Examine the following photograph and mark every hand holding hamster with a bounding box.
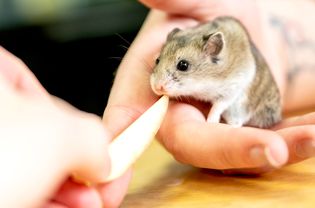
[151,16,281,128]
[109,0,315,175]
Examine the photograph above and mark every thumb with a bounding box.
[138,0,253,21]
[139,0,207,19]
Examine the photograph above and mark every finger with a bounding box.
[139,0,207,20]
[101,10,174,188]
[139,0,259,22]
[158,101,288,169]
[100,12,167,203]
[0,46,48,96]
[273,112,315,130]
[97,169,132,208]
[276,125,315,164]
[42,202,68,208]
[221,123,315,175]
[221,166,274,175]
[104,11,197,129]
[53,180,102,208]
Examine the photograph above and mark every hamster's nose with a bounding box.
[154,84,166,95]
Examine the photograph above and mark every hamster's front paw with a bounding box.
[206,114,221,124]
[229,122,243,128]
[224,116,244,128]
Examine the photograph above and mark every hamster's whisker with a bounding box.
[176,95,183,102]
[119,44,130,51]
[115,33,155,74]
[111,50,153,74]
[108,56,123,61]
[115,33,131,46]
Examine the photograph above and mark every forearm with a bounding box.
[258,0,315,112]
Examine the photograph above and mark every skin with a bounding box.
[256,0,315,112]
[0,47,131,208]
[104,0,315,174]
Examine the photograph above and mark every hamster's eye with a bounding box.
[155,58,160,65]
[177,60,189,71]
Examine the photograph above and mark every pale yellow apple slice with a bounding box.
[105,95,169,182]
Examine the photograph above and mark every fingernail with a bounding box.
[264,147,283,168]
[250,146,283,168]
[295,140,315,158]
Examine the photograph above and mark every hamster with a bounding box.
[150,16,281,128]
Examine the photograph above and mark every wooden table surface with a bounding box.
[121,110,315,208]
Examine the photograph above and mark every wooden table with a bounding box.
[121,123,315,207]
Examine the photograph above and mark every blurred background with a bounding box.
[0,0,148,116]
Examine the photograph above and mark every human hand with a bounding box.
[104,0,315,175]
[0,47,130,208]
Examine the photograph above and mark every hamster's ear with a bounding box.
[167,28,181,41]
[203,32,224,56]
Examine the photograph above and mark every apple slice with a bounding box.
[105,95,169,182]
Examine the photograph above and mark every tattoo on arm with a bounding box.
[269,15,315,85]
